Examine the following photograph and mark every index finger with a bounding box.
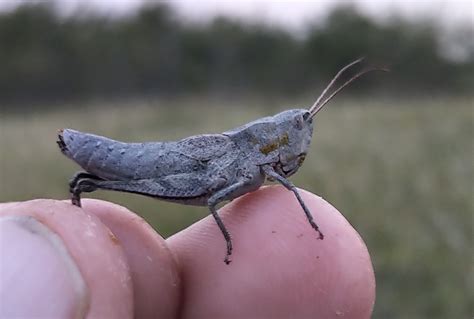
[168,185,375,318]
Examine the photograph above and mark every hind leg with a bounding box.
[70,177,166,207]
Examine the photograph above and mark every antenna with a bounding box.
[308,59,389,118]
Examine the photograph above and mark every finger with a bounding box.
[80,199,181,319]
[0,200,133,318]
[168,185,375,319]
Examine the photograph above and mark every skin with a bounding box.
[0,186,375,318]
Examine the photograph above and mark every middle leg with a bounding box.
[207,177,253,264]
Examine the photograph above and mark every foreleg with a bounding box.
[262,165,324,239]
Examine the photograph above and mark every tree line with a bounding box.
[0,3,472,105]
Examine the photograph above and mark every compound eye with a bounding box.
[303,112,312,123]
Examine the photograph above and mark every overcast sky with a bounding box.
[0,0,472,32]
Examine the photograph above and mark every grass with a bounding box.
[0,95,472,318]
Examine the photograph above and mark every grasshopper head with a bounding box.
[272,109,313,177]
[270,59,388,177]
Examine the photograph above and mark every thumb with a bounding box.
[0,200,133,318]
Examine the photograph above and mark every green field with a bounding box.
[1,96,472,318]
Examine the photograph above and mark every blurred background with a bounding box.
[0,0,472,317]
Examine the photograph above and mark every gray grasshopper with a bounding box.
[57,58,386,264]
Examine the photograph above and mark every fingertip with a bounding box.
[168,185,375,318]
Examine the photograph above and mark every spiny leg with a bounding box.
[262,165,324,239]
[208,179,250,264]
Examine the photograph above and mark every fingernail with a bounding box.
[0,215,88,318]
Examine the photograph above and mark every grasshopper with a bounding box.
[57,58,386,264]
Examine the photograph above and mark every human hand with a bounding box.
[0,186,375,318]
